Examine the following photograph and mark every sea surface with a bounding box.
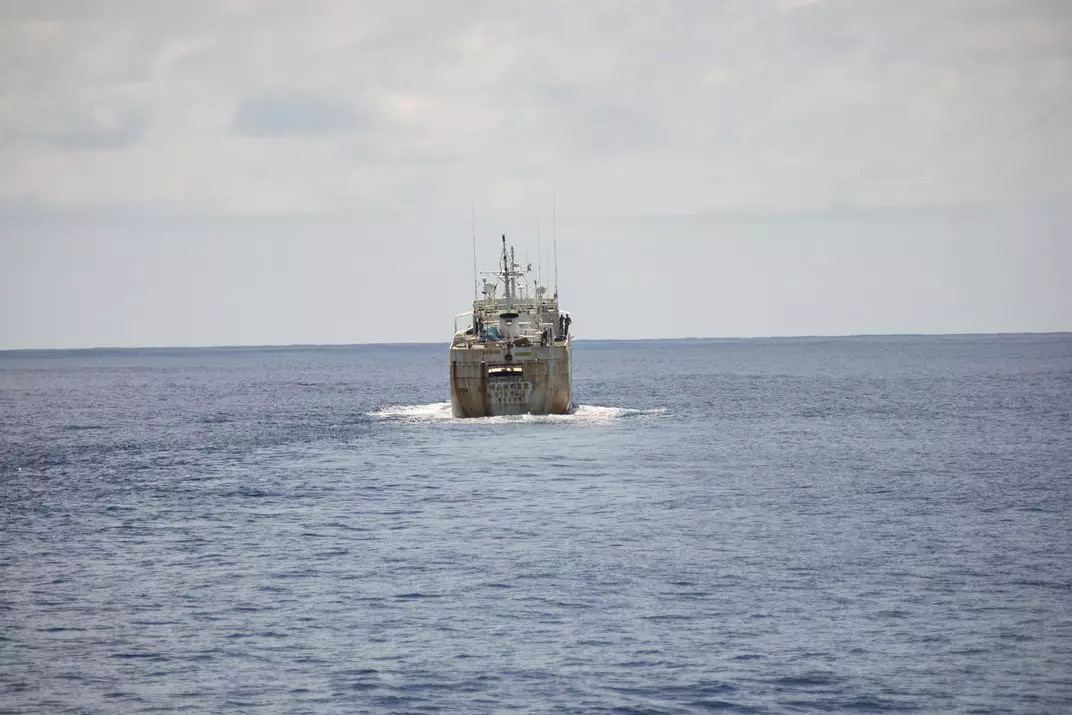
[1,335,1071,714]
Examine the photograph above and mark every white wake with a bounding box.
[369,402,666,424]
[369,402,454,422]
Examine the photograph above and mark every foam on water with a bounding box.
[369,402,667,424]
[369,401,454,422]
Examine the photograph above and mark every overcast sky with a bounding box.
[1,0,1070,349]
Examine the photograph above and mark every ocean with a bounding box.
[1,335,1070,714]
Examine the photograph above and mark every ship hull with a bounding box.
[450,343,572,417]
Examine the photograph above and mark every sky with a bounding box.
[1,0,1070,349]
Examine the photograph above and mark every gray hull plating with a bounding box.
[450,344,572,417]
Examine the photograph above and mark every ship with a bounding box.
[450,234,572,417]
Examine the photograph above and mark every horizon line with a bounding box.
[1,330,1069,354]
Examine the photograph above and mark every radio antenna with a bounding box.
[470,193,478,301]
[552,192,559,300]
[536,213,542,288]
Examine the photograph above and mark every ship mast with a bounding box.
[500,234,511,307]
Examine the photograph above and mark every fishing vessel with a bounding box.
[450,235,572,417]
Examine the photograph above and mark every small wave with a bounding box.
[571,405,667,422]
[368,403,666,424]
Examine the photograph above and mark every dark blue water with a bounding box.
[2,336,1071,714]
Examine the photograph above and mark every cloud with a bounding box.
[231,92,363,137]
[37,111,148,151]
[0,0,1069,216]
[778,0,828,11]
